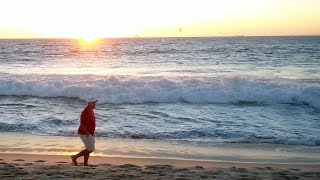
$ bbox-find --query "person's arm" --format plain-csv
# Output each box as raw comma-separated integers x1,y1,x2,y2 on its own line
79,124,90,137
80,110,90,137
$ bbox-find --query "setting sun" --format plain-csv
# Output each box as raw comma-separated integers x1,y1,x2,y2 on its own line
81,36,98,43
76,37,102,48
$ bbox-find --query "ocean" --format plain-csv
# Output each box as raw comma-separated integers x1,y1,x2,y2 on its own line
0,36,319,163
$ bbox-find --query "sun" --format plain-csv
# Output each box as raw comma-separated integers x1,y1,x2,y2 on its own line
81,36,98,43
76,36,102,47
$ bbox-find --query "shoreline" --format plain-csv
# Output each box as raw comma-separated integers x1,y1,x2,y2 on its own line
1,132,320,164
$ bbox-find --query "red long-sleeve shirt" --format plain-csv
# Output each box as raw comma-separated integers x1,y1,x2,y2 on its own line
78,107,96,136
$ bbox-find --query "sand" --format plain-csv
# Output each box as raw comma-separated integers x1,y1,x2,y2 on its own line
0,153,319,179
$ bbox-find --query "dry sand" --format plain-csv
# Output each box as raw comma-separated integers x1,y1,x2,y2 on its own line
0,153,319,179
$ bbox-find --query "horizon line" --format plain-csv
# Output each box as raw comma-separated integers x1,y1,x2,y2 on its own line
0,34,320,40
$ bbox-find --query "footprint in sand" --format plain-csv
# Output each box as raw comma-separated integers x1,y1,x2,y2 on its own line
13,159,25,161
55,161,68,164
34,160,46,162
23,163,33,166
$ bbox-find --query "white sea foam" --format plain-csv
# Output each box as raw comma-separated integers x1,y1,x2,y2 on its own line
0,73,319,108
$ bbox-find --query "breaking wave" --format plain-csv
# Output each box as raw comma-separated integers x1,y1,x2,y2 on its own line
0,73,319,108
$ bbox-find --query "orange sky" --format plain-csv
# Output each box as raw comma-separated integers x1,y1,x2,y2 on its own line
0,0,319,38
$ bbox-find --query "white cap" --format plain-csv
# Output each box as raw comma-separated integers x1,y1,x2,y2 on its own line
87,98,98,103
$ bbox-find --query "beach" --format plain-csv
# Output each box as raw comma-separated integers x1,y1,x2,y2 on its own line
1,153,320,179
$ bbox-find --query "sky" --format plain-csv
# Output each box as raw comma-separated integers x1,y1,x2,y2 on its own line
0,0,319,38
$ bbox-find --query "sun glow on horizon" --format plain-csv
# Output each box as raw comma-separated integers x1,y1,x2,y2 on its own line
76,37,102,48
0,0,319,38
81,36,99,43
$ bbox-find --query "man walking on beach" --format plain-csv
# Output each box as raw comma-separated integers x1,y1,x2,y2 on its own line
71,98,98,166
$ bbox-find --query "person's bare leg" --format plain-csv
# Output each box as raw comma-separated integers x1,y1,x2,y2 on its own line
84,150,92,166
71,149,87,166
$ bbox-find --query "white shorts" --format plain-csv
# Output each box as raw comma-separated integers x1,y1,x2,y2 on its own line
79,134,95,152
